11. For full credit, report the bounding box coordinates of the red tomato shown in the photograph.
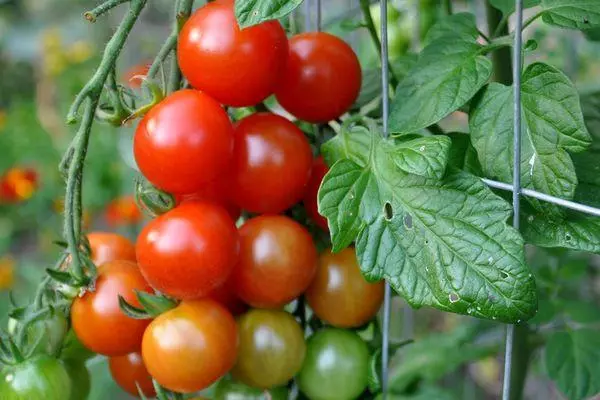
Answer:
[306,247,384,328]
[303,156,329,231]
[208,277,248,316]
[232,215,317,308]
[142,299,238,393]
[71,260,152,356]
[178,0,288,107]
[175,178,240,221]
[133,89,234,194]
[0,167,38,203]
[87,232,137,265]
[229,113,312,214]
[104,196,143,227]
[136,202,239,299]
[123,64,150,89]
[275,32,362,123]
[109,352,156,398]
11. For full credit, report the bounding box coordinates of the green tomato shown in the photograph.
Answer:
[62,360,91,400]
[27,310,69,357]
[214,377,288,400]
[0,355,72,400]
[60,330,95,363]
[297,328,370,400]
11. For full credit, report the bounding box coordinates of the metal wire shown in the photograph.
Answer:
[304,0,312,31]
[316,0,322,31]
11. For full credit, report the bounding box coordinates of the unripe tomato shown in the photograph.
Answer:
[87,232,136,265]
[306,247,384,328]
[215,377,289,399]
[178,0,288,107]
[0,355,72,400]
[26,309,68,357]
[142,299,238,393]
[229,113,312,214]
[275,32,361,123]
[134,89,234,194]
[109,352,156,397]
[232,309,305,389]
[71,260,152,356]
[298,328,370,400]
[136,202,239,299]
[63,359,91,400]
[233,215,317,308]
[303,156,329,231]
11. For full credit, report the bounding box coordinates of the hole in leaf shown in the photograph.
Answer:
[565,233,572,241]
[384,202,393,221]
[424,239,429,245]
[500,271,509,279]
[583,17,589,24]
[403,214,413,229]
[448,292,460,303]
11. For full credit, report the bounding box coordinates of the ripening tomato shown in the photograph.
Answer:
[215,377,288,399]
[142,299,238,393]
[123,63,150,89]
[303,156,329,231]
[104,196,143,227]
[229,113,312,214]
[136,202,239,299]
[71,260,152,356]
[275,32,362,123]
[232,215,317,308]
[306,248,384,328]
[109,352,156,397]
[134,89,234,194]
[175,178,240,221]
[232,309,305,389]
[87,232,136,265]
[208,277,248,316]
[178,0,288,107]
[0,167,39,203]
[0,356,72,400]
[298,328,370,400]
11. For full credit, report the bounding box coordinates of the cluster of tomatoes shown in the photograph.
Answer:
[69,0,379,398]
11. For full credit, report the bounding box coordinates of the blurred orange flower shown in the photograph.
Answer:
[0,256,15,290]
[105,196,143,227]
[0,167,39,203]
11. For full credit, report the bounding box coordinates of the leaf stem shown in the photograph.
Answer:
[522,11,544,31]
[493,14,509,38]
[84,0,130,22]
[167,0,195,93]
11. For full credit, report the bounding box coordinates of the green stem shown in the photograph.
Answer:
[486,1,512,85]
[493,14,509,38]
[522,11,544,31]
[167,0,195,93]
[443,0,452,15]
[508,324,532,400]
[84,0,129,22]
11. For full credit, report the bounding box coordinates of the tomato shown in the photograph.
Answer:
[87,232,136,265]
[275,32,362,123]
[71,260,152,356]
[298,328,370,400]
[229,113,312,214]
[59,330,95,363]
[0,355,72,400]
[232,309,305,389]
[215,377,288,400]
[137,202,239,299]
[208,277,248,316]
[178,0,288,107]
[306,247,384,328]
[232,215,317,308]
[109,352,156,397]
[0,167,38,203]
[175,178,240,221]
[303,156,329,231]
[63,360,91,400]
[26,309,68,357]
[133,89,234,194]
[142,299,238,393]
[123,63,150,89]
[104,196,143,227]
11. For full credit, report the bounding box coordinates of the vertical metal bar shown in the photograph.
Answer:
[503,1,524,399]
[380,1,391,398]
[304,0,312,31]
[316,0,322,32]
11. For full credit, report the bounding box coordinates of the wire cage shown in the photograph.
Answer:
[301,0,600,399]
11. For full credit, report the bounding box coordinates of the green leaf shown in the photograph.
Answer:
[545,329,600,400]
[559,300,600,323]
[489,0,540,15]
[377,386,459,400]
[389,136,452,179]
[446,133,483,175]
[424,13,479,46]
[584,27,600,40]
[118,296,151,320]
[389,38,492,134]
[541,0,600,30]
[521,211,600,253]
[580,90,600,148]
[573,150,600,207]
[470,62,591,216]
[318,123,537,322]
[234,0,302,28]
[135,290,178,316]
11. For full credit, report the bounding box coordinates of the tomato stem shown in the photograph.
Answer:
[84,0,130,23]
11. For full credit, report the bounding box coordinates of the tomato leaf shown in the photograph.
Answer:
[446,133,483,176]
[545,329,600,400]
[573,151,600,207]
[470,62,591,216]
[584,27,600,40]
[558,300,600,323]
[540,0,600,30]
[489,0,540,15]
[318,122,537,322]
[389,38,492,134]
[580,90,600,148]
[388,136,451,180]
[234,0,302,28]
[135,290,178,316]
[423,13,479,46]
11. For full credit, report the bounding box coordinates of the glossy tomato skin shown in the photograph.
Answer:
[71,260,152,356]
[175,178,241,221]
[306,247,384,328]
[229,113,312,214]
[27,309,68,357]
[0,355,72,400]
[109,352,156,397]
[134,89,234,194]
[208,277,248,316]
[275,32,361,123]
[136,202,239,299]
[142,299,238,393]
[87,232,137,265]
[215,377,288,399]
[298,328,370,400]
[303,156,329,231]
[178,0,288,107]
[232,309,305,389]
[233,215,317,308]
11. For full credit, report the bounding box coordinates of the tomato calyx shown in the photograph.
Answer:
[135,178,175,217]
[122,77,166,123]
[119,291,179,320]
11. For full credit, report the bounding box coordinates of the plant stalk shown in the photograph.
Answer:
[486,2,513,85]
